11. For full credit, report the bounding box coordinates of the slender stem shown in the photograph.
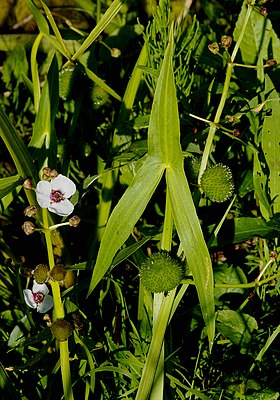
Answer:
[42,208,73,400]
[198,63,234,183]
[137,185,174,400]
[230,0,256,63]
[198,0,256,183]
[182,266,279,289]
[135,289,177,400]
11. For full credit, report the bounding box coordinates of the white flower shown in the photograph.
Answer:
[36,174,76,216]
[23,281,54,313]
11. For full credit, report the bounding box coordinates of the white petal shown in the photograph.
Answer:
[32,281,49,296]
[36,181,51,208]
[37,295,54,313]
[48,199,74,216]
[51,175,76,198]
[23,289,36,309]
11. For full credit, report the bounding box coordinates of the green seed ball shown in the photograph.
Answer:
[186,157,201,183]
[50,319,73,341]
[140,252,185,293]
[59,67,77,100]
[91,84,110,109]
[200,163,234,202]
[33,264,49,284]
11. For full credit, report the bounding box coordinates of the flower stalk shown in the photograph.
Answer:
[42,207,74,400]
[198,0,257,183]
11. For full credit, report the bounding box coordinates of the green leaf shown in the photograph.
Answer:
[166,166,215,346]
[69,0,126,64]
[39,0,70,59]
[0,107,38,206]
[208,216,279,247]
[0,361,22,400]
[216,310,258,348]
[0,175,23,199]
[8,315,31,348]
[29,55,59,168]
[262,75,280,215]
[233,4,280,66]
[150,26,214,346]
[28,0,68,57]
[87,157,165,296]
[214,265,247,304]
[245,391,280,400]
[2,45,28,90]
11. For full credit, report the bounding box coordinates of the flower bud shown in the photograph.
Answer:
[232,129,240,137]
[266,59,277,67]
[50,319,73,341]
[42,167,51,177]
[260,7,268,17]
[221,35,232,49]
[34,264,50,284]
[111,48,121,58]
[23,179,33,190]
[24,205,38,217]
[22,221,36,235]
[69,215,81,227]
[208,42,219,54]
[50,169,59,178]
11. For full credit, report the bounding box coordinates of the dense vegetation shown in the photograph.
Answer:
[0,0,280,399]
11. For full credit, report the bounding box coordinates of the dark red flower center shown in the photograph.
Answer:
[33,292,44,304]
[50,190,65,203]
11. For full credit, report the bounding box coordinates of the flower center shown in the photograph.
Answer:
[33,292,44,304]
[50,190,65,203]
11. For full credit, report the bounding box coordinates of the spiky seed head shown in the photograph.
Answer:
[140,251,185,293]
[200,163,234,202]
[34,264,50,284]
[50,319,73,341]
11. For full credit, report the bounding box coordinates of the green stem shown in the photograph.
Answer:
[198,0,256,183]
[136,185,174,400]
[198,63,234,183]
[42,208,73,400]
[135,289,177,400]
[230,0,256,63]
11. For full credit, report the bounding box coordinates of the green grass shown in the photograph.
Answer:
[0,0,280,399]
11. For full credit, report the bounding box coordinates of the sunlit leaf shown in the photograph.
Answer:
[262,75,280,215]
[87,157,165,296]
[29,55,59,168]
[0,175,23,199]
[216,310,258,348]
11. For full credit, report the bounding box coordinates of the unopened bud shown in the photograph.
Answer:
[50,319,73,341]
[266,59,277,67]
[270,251,278,260]
[221,35,232,49]
[111,48,121,58]
[69,215,81,227]
[23,179,33,190]
[42,167,51,177]
[208,42,219,54]
[232,129,240,137]
[34,264,50,284]
[226,115,239,123]
[24,205,38,217]
[50,169,58,178]
[22,221,36,235]
[260,7,268,17]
